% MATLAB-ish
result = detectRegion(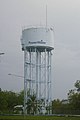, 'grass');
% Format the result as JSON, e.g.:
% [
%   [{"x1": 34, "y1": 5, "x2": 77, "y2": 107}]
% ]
[{"x1": 0, "y1": 115, "x2": 80, "y2": 120}]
